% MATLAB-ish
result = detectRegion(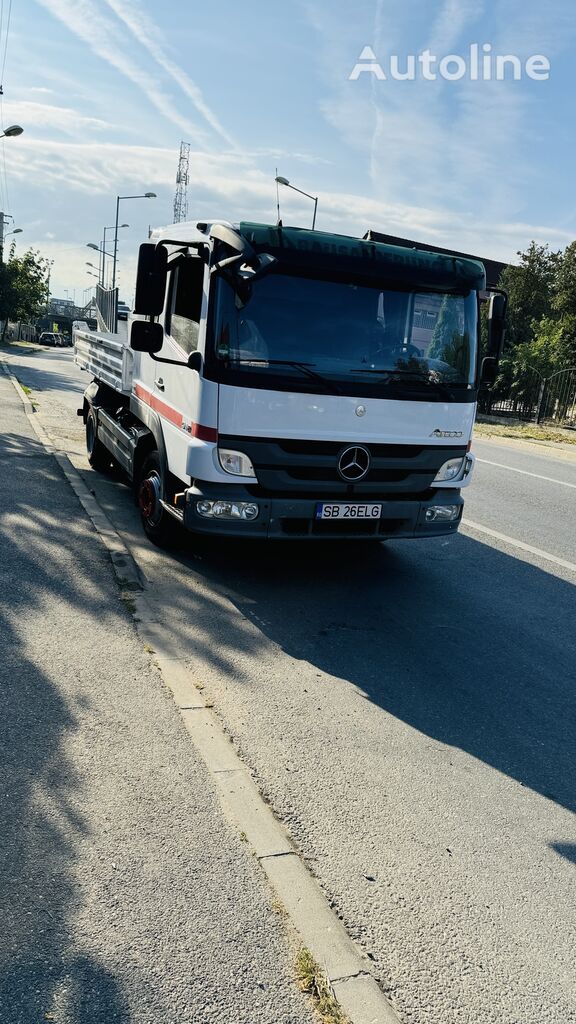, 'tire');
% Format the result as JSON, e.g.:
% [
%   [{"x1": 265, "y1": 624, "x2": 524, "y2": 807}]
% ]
[
  {"x1": 86, "y1": 407, "x2": 112, "y2": 472},
  {"x1": 137, "y1": 450, "x2": 177, "y2": 546}
]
